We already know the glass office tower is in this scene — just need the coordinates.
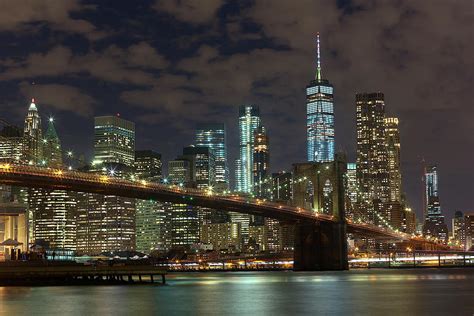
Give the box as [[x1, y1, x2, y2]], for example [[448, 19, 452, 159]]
[[236, 105, 261, 193], [196, 124, 228, 191], [306, 34, 334, 162]]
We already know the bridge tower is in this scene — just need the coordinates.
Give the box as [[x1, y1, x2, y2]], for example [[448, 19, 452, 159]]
[[292, 153, 348, 270]]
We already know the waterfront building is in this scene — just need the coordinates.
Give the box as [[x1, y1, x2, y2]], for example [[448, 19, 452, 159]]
[[235, 105, 261, 193], [134, 150, 171, 253], [76, 115, 136, 254], [170, 203, 199, 248], [196, 124, 229, 191], [452, 211, 465, 248], [384, 117, 402, 202], [200, 222, 241, 251], [355, 92, 390, 223], [422, 165, 448, 242], [253, 126, 270, 199], [465, 213, 474, 251], [306, 34, 334, 163], [23, 98, 43, 164], [28, 188, 77, 250]]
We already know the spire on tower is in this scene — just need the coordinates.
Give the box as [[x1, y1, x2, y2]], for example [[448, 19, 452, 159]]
[[316, 33, 322, 81], [29, 98, 37, 111]]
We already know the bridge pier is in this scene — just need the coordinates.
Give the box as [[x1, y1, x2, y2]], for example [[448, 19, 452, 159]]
[[294, 221, 348, 271]]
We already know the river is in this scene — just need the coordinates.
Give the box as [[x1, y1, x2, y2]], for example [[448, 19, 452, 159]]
[[1, 269, 473, 315]]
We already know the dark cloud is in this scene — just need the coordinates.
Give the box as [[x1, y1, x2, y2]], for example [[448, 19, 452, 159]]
[[0, 0, 104, 39], [19, 81, 95, 117], [153, 0, 224, 24]]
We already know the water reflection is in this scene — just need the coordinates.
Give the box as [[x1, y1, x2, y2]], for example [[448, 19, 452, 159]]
[[0, 269, 473, 315]]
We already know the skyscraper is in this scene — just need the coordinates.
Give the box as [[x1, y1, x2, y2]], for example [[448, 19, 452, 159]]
[[356, 92, 390, 222], [76, 115, 136, 254], [385, 117, 402, 202], [25, 112, 77, 251], [182, 146, 216, 189], [345, 162, 358, 220], [196, 124, 228, 191], [135, 150, 162, 182], [452, 211, 466, 248], [134, 150, 171, 253], [43, 118, 63, 168], [422, 165, 448, 242], [253, 125, 270, 198], [0, 125, 24, 163], [306, 34, 334, 162], [93, 116, 135, 167], [236, 105, 261, 193], [23, 98, 42, 164], [168, 159, 192, 185]]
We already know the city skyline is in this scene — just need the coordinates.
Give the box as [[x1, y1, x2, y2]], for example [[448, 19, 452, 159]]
[[0, 1, 471, 225]]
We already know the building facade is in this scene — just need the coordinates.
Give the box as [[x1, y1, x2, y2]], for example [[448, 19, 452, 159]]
[[23, 98, 43, 164], [235, 105, 261, 193], [253, 126, 270, 198], [422, 165, 448, 242], [76, 115, 136, 254], [196, 124, 229, 191], [355, 92, 390, 223], [306, 34, 334, 163], [384, 117, 402, 202]]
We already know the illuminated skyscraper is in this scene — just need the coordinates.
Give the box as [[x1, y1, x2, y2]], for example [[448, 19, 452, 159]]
[[253, 126, 270, 198], [93, 116, 135, 167], [385, 117, 402, 202], [452, 211, 465, 248], [356, 92, 390, 222], [182, 146, 216, 189], [196, 124, 228, 191], [306, 34, 334, 162], [236, 105, 261, 193], [168, 159, 192, 185], [27, 115, 77, 251], [23, 98, 42, 164], [422, 165, 448, 242], [345, 162, 358, 220], [43, 118, 62, 168], [135, 150, 171, 253], [0, 125, 24, 163], [76, 115, 136, 254]]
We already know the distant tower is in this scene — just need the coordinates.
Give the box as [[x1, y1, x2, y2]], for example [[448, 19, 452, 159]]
[[355, 92, 390, 222], [306, 34, 335, 162], [23, 98, 43, 164], [253, 125, 270, 198], [422, 165, 448, 242], [43, 117, 63, 168], [384, 117, 402, 202], [236, 105, 261, 193], [196, 124, 229, 191]]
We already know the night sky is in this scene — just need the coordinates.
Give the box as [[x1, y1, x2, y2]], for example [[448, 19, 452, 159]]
[[0, 0, 472, 223]]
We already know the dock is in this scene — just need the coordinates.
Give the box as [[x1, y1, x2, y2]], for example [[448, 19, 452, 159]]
[[0, 262, 167, 285]]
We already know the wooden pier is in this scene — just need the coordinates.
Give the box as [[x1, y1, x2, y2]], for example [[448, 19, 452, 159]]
[[0, 262, 167, 285]]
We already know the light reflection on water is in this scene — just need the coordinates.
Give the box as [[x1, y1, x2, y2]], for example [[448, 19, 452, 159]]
[[0, 269, 473, 315]]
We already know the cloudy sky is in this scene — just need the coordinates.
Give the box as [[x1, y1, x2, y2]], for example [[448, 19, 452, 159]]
[[0, 0, 472, 222]]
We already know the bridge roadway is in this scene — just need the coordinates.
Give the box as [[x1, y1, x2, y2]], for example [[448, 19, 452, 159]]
[[0, 163, 411, 241]]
